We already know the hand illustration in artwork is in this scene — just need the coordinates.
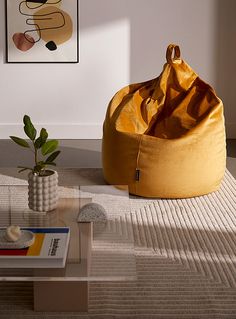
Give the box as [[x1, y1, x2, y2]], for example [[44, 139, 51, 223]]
[[12, 0, 73, 52]]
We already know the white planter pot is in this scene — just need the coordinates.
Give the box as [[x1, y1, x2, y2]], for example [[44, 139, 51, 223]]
[[28, 170, 58, 212]]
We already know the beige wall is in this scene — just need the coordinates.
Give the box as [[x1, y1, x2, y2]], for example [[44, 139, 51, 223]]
[[0, 0, 235, 138]]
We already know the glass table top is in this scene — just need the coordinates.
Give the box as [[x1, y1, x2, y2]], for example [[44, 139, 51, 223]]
[[0, 185, 136, 282]]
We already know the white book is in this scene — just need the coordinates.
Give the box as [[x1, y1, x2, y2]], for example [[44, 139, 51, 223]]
[[0, 227, 70, 268]]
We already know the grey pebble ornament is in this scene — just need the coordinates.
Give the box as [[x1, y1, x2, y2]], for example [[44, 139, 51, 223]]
[[77, 203, 107, 223]]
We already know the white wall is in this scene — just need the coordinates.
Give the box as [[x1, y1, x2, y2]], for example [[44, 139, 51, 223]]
[[0, 0, 235, 139]]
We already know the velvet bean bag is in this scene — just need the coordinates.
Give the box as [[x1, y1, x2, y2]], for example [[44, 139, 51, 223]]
[[102, 44, 226, 198]]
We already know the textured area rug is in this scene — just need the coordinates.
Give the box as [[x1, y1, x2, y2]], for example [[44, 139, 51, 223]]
[[0, 168, 236, 318], [129, 170, 236, 289]]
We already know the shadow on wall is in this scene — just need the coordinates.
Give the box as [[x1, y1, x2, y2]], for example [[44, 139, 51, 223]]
[[216, 0, 236, 138], [82, 0, 223, 85], [81, 0, 172, 83], [0, 140, 102, 168]]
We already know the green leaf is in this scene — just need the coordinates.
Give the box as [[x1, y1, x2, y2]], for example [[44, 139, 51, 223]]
[[45, 162, 56, 166], [35, 128, 48, 149], [23, 115, 30, 126], [34, 128, 48, 149], [33, 163, 45, 174], [41, 140, 58, 156], [10, 136, 30, 148], [45, 151, 60, 163], [37, 161, 45, 166], [40, 128, 48, 144], [34, 137, 42, 149], [17, 166, 32, 173], [23, 115, 37, 140], [18, 168, 31, 173]]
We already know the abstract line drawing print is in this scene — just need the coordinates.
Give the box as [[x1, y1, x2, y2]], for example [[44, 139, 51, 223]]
[[6, 0, 78, 63], [14, 0, 72, 51]]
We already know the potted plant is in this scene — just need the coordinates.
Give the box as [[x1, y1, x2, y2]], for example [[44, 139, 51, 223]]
[[10, 115, 61, 212]]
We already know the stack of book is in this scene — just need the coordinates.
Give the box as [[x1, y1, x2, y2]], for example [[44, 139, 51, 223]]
[[0, 227, 70, 268]]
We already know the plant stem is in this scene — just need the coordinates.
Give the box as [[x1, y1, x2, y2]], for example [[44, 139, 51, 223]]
[[34, 145, 38, 167]]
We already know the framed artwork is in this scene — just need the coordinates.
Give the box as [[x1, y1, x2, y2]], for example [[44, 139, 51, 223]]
[[5, 0, 79, 63]]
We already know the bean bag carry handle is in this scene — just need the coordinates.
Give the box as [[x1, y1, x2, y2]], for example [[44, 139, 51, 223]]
[[166, 44, 181, 63]]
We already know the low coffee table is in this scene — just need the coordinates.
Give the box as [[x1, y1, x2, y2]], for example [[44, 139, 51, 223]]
[[0, 185, 136, 312]]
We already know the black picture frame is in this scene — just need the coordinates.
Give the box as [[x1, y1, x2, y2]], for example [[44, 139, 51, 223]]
[[5, 0, 79, 63]]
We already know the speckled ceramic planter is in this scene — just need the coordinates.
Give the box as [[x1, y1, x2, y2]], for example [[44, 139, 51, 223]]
[[28, 170, 58, 212]]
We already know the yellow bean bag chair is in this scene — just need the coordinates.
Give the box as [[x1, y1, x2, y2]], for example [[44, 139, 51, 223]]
[[102, 44, 226, 198]]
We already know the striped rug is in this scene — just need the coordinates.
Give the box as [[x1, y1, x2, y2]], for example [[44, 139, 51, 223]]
[[129, 170, 236, 289], [0, 169, 236, 318]]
